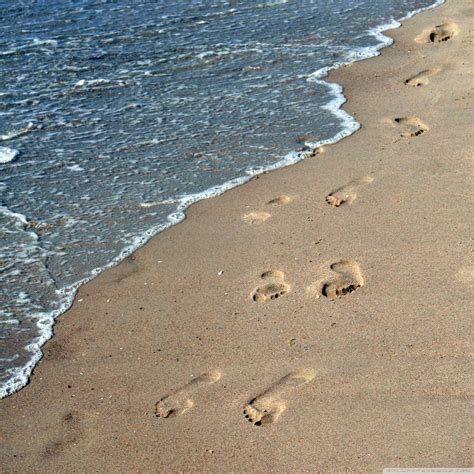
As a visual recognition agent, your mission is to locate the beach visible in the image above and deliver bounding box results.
[1,0,473,471]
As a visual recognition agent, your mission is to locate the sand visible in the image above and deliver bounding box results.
[1,0,473,471]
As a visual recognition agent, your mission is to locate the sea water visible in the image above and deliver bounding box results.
[0,0,443,397]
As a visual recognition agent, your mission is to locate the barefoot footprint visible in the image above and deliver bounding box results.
[267,195,292,206]
[394,116,429,138]
[243,194,292,223]
[105,255,139,284]
[243,368,316,426]
[296,134,324,158]
[155,371,222,418]
[44,411,82,457]
[304,146,325,158]
[322,260,364,300]
[404,68,439,87]
[326,176,373,207]
[251,270,290,302]
[415,21,458,44]
[242,211,271,224]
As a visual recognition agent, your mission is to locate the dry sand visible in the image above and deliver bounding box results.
[1,0,473,471]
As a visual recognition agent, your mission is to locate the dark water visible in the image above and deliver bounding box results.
[0,0,442,397]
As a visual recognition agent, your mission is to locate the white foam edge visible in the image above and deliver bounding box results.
[0,122,36,142]
[0,0,445,400]
[0,205,29,225]
[0,146,20,164]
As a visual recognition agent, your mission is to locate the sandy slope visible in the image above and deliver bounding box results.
[1,0,473,471]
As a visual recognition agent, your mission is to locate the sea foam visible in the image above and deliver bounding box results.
[0,147,20,163]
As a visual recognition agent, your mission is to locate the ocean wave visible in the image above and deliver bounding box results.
[0,122,38,142]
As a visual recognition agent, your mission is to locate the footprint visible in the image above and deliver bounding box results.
[107,255,139,283]
[44,339,71,361]
[43,411,82,458]
[251,270,290,302]
[325,176,373,207]
[304,145,325,158]
[455,265,474,290]
[242,211,271,224]
[394,116,429,138]
[267,195,292,206]
[155,371,222,418]
[415,21,459,44]
[243,368,315,426]
[322,260,364,300]
[404,69,439,87]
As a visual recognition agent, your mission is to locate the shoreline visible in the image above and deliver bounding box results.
[1,0,473,471]
[0,0,446,400]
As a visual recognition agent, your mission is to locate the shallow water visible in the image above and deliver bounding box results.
[0,0,442,397]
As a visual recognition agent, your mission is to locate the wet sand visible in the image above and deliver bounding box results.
[1,0,473,471]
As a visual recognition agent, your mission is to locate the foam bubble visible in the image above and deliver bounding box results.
[32,38,58,47]
[0,147,20,163]
[75,79,110,87]
[66,164,84,172]
[74,79,127,89]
